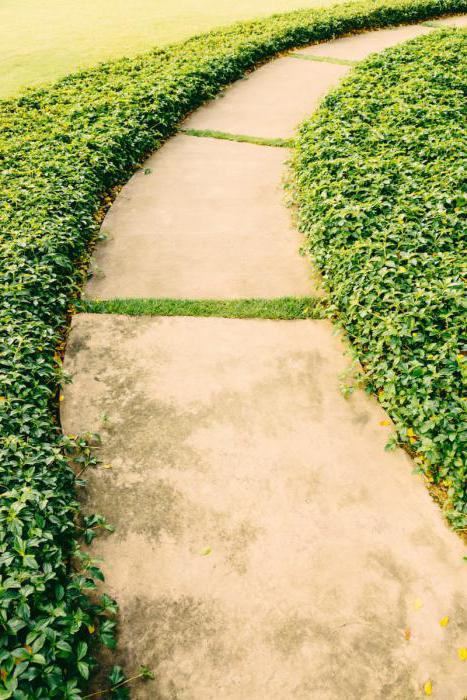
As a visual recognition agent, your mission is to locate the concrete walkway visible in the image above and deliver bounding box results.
[63,19,467,700]
[86,136,313,299]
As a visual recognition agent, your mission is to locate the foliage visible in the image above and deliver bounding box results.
[293,29,466,524]
[0,0,465,696]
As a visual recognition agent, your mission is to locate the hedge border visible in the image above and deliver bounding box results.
[292,29,466,528]
[1,1,466,697]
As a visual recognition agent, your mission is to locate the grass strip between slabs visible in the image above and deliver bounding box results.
[81,296,325,320]
[181,128,293,147]
[290,53,358,65]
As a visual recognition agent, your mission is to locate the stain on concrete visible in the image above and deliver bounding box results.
[409,525,450,565]
[338,484,369,507]
[98,390,207,475]
[107,595,225,699]
[270,613,331,656]
[351,410,370,426]
[66,329,91,358]
[83,475,186,542]
[368,548,414,587]
[221,520,261,575]
[123,594,221,662]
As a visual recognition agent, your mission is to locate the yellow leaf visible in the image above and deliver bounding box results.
[87,625,95,634]
[423,680,433,696]
[59,394,64,402]
[200,546,212,556]
[101,463,112,469]
[404,627,411,641]
[0,397,5,403]
[439,616,449,627]
[458,647,467,661]
[407,428,416,437]
[379,420,390,426]
[414,598,423,610]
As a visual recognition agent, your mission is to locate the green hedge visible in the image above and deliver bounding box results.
[293,29,466,527]
[0,1,465,696]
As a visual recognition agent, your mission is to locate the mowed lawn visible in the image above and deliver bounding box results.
[0,0,345,99]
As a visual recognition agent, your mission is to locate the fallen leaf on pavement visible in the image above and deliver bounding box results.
[423,680,433,696]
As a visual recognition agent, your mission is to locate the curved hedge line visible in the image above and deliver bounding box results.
[0,1,465,697]
[293,29,466,527]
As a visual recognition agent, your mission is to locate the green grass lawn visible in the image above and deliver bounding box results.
[0,0,345,99]
[82,296,325,320]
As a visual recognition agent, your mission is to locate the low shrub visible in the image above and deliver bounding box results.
[0,0,465,696]
[293,29,466,525]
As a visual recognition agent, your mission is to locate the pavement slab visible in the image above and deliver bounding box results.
[62,314,467,700]
[86,135,314,300]
[431,14,467,27]
[183,56,349,139]
[294,24,433,61]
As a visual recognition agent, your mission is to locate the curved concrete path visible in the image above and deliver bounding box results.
[63,18,467,700]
